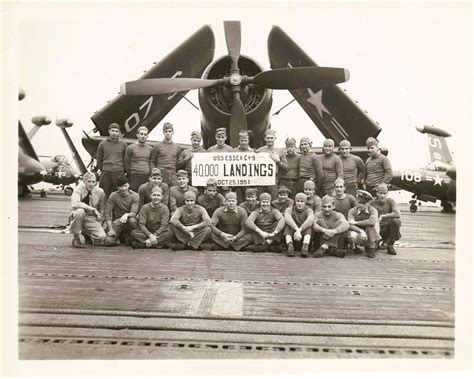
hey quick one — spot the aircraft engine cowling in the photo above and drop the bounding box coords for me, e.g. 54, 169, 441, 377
198, 55, 273, 148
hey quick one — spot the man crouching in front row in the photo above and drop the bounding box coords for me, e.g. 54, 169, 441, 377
313, 195, 349, 258
130, 186, 173, 249
69, 172, 116, 248
169, 191, 212, 251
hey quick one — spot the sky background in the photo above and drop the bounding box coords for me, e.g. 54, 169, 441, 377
6, 1, 472, 192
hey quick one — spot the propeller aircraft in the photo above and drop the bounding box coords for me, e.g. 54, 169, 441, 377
81, 22, 385, 166
18, 91, 88, 196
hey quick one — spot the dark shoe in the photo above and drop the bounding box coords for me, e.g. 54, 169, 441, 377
132, 241, 146, 249
346, 246, 354, 255
353, 246, 364, 255
286, 243, 295, 257
387, 245, 397, 255
301, 243, 309, 258
72, 237, 85, 249
249, 244, 267, 253
170, 242, 185, 251
200, 242, 214, 251
313, 247, 326, 258
333, 248, 346, 258
270, 245, 281, 254
367, 247, 376, 258
83, 234, 93, 244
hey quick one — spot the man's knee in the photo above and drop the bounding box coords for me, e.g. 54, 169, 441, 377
127, 217, 138, 229
347, 231, 357, 242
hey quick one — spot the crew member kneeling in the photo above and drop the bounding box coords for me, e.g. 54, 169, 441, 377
169, 191, 212, 251
130, 186, 173, 249
313, 195, 349, 258
69, 172, 114, 248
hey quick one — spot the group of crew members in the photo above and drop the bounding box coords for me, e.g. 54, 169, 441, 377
70, 121, 401, 258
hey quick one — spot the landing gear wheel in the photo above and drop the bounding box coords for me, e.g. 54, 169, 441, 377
442, 202, 454, 213
410, 203, 418, 213
64, 186, 73, 196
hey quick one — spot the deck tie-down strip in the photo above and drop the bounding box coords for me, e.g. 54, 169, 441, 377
21, 272, 454, 291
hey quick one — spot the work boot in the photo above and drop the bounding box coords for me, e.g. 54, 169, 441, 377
250, 244, 267, 253
170, 242, 185, 251
332, 248, 346, 258
270, 244, 281, 254
132, 241, 146, 249
313, 247, 327, 258
387, 244, 397, 255
353, 246, 364, 255
301, 243, 309, 258
366, 247, 376, 258
346, 246, 354, 255
82, 234, 93, 245
286, 242, 295, 257
72, 237, 85, 249
200, 242, 214, 251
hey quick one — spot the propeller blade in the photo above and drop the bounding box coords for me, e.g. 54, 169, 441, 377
251, 66, 350, 90
120, 78, 222, 96
224, 21, 241, 69
229, 94, 247, 146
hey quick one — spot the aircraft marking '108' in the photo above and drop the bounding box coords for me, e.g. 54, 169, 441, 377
81, 21, 386, 166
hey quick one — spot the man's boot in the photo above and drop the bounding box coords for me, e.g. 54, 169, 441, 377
72, 236, 85, 249
301, 243, 309, 258
313, 246, 327, 258
366, 247, 376, 258
286, 242, 295, 257
387, 243, 397, 255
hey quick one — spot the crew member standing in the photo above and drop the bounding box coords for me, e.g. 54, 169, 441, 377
207, 128, 234, 152
96, 123, 128, 199
338, 140, 366, 196
177, 130, 206, 186
319, 139, 343, 195
124, 126, 152, 192
279, 137, 301, 199
365, 137, 393, 195
297, 136, 323, 195
150, 122, 182, 187
257, 129, 288, 200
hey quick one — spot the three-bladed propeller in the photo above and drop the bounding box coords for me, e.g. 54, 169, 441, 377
120, 21, 350, 145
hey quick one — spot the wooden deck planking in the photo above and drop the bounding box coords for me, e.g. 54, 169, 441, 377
17, 196, 456, 358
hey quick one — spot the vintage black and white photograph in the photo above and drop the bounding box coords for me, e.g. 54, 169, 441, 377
3, 0, 472, 375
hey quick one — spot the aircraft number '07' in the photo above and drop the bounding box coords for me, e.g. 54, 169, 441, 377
400, 170, 422, 182
124, 97, 154, 133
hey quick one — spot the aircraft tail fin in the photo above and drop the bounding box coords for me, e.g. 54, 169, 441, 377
19, 121, 40, 162
416, 125, 453, 165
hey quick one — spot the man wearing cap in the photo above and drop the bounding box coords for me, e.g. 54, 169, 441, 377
313, 195, 350, 258
284, 192, 315, 257
369, 183, 401, 255
319, 139, 344, 196
104, 175, 139, 245
245, 192, 286, 253
207, 128, 234, 152
169, 169, 198, 212
347, 190, 380, 258
150, 122, 182, 186
96, 123, 128, 198
279, 137, 301, 198
124, 126, 153, 192
169, 191, 212, 250
130, 186, 173, 249
339, 140, 366, 197
234, 130, 255, 152
197, 178, 225, 217
303, 180, 322, 213
69, 172, 113, 248
239, 187, 260, 216
137, 168, 170, 210
297, 136, 323, 195
257, 129, 289, 200
210, 192, 253, 251
271, 186, 294, 214
365, 137, 393, 195
177, 130, 206, 186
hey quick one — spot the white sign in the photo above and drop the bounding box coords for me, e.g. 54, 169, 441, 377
191, 152, 276, 187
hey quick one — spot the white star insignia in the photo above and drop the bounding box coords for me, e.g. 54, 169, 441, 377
433, 174, 443, 186
306, 88, 331, 118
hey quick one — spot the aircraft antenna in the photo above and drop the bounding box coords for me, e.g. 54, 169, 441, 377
177, 92, 200, 110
